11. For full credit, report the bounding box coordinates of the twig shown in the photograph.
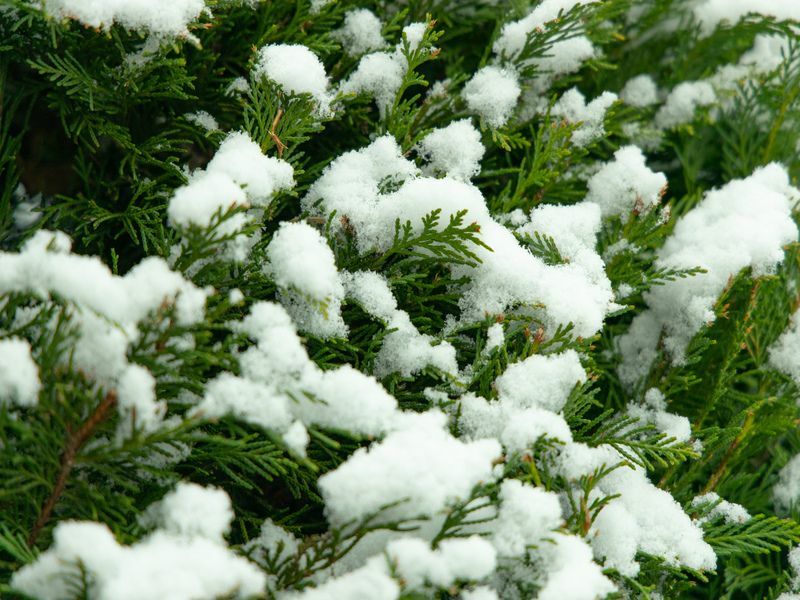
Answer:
[269,108,287,157]
[28,390,118,547]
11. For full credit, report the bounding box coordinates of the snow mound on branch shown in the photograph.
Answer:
[693,0,800,36]
[0,231,206,437]
[618,163,799,386]
[305,136,617,337]
[11,484,264,600]
[169,131,294,229]
[769,310,800,386]
[585,145,667,220]
[318,411,501,525]
[343,271,458,377]
[42,0,207,37]
[552,88,617,146]
[655,81,716,129]
[620,74,659,107]
[195,301,400,447]
[417,119,486,181]
[558,443,716,576]
[254,44,333,115]
[267,221,346,338]
[334,9,385,56]
[493,0,597,91]
[0,338,40,407]
[462,66,521,128]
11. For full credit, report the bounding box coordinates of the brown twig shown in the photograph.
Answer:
[28,390,118,547]
[269,108,287,157]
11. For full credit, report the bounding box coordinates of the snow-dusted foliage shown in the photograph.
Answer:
[4,1,800,599]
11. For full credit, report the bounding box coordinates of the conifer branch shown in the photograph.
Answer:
[27,391,118,547]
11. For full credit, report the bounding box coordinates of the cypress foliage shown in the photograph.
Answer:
[1,1,800,598]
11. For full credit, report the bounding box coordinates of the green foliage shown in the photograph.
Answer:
[1,0,800,598]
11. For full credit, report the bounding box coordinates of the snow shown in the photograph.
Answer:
[284,561,399,600]
[0,230,207,407]
[267,222,346,338]
[493,0,597,59]
[168,131,294,231]
[340,51,406,119]
[298,365,399,434]
[282,420,310,457]
[206,132,295,205]
[11,484,265,600]
[267,222,340,302]
[537,533,617,600]
[318,411,501,525]
[385,536,496,588]
[145,482,233,541]
[193,373,294,432]
[305,136,616,337]
[254,44,333,115]
[211,302,402,438]
[691,492,751,525]
[775,454,800,513]
[244,518,299,567]
[343,271,458,377]
[620,74,659,107]
[558,443,716,575]
[184,110,219,131]
[619,163,799,384]
[655,81,716,129]
[417,119,486,181]
[462,66,521,128]
[484,323,505,354]
[402,22,427,51]
[585,145,667,220]
[1,231,207,327]
[334,9,385,56]
[769,310,800,386]
[552,88,617,146]
[494,350,586,412]
[116,364,165,439]
[627,388,692,443]
[42,0,207,37]
[0,338,40,407]
[490,480,562,557]
[462,588,499,600]
[169,171,248,230]
[692,0,800,36]
[492,2,597,94]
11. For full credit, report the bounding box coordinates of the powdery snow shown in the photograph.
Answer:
[619,163,799,386]
[417,119,486,181]
[254,44,333,115]
[655,80,716,129]
[769,310,800,386]
[585,145,667,220]
[620,74,659,107]
[0,338,40,407]
[552,88,618,146]
[693,0,800,36]
[42,0,206,37]
[334,9,385,56]
[318,411,501,525]
[267,222,346,338]
[11,484,264,600]
[462,66,521,128]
